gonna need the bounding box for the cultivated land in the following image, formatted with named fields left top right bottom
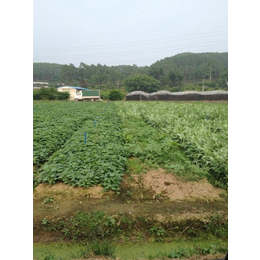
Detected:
left=33, top=101, right=228, bottom=260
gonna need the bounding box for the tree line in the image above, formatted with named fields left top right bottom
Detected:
left=33, top=52, right=228, bottom=93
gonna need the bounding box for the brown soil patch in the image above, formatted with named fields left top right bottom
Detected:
left=33, top=170, right=227, bottom=243
left=141, top=169, right=223, bottom=202
left=34, top=183, right=114, bottom=201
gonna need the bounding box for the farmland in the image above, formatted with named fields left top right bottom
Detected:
left=33, top=101, right=228, bottom=260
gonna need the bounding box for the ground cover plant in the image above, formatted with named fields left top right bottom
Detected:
left=36, top=103, right=127, bottom=191
left=33, top=100, right=228, bottom=259
left=39, top=211, right=227, bottom=242
left=33, top=101, right=104, bottom=165
left=116, top=104, right=208, bottom=181
left=116, top=102, right=228, bottom=188
left=34, top=101, right=228, bottom=190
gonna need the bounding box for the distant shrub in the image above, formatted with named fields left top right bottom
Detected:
left=108, top=90, right=125, bottom=100
left=33, top=87, right=69, bottom=100
left=100, top=90, right=110, bottom=100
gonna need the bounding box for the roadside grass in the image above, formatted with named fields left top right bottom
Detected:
left=34, top=240, right=227, bottom=260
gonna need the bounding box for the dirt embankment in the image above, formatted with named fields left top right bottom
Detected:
left=34, top=169, right=227, bottom=223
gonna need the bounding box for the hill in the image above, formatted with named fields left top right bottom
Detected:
left=150, top=52, right=228, bottom=84
left=33, top=52, right=228, bottom=91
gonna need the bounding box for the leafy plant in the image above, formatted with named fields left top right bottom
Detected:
left=41, top=218, right=50, bottom=226
left=116, top=102, right=228, bottom=188
left=149, top=226, right=166, bottom=237
left=37, top=103, right=127, bottom=191
left=42, top=197, right=54, bottom=205
left=87, top=241, right=116, bottom=257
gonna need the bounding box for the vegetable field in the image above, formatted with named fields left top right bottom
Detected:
left=33, top=101, right=228, bottom=190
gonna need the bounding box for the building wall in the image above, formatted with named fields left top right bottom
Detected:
left=58, top=88, right=77, bottom=100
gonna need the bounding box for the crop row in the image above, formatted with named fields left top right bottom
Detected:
left=33, top=102, right=104, bottom=164
left=116, top=102, right=228, bottom=188
left=116, top=104, right=206, bottom=180
left=37, top=103, right=127, bottom=191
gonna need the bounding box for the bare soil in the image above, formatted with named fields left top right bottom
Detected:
left=33, top=169, right=227, bottom=244
left=33, top=169, right=225, bottom=218
left=141, top=169, right=223, bottom=202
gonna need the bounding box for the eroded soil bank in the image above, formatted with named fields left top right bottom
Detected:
left=34, top=169, right=228, bottom=259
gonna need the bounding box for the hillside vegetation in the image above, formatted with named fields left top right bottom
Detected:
left=33, top=52, right=228, bottom=92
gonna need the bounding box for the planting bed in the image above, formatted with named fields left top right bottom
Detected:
left=33, top=101, right=228, bottom=260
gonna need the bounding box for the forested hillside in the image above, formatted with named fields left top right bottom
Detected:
left=33, top=63, right=63, bottom=82
left=149, top=52, right=228, bottom=84
left=33, top=52, right=228, bottom=91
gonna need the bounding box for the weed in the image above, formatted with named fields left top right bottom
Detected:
left=149, top=226, right=166, bottom=237
left=87, top=240, right=116, bottom=258
left=126, top=157, right=146, bottom=175
left=41, top=218, right=50, bottom=226
left=147, top=243, right=227, bottom=259
left=204, top=214, right=228, bottom=239
left=39, top=250, right=64, bottom=260
left=60, top=211, right=121, bottom=242
left=42, top=197, right=54, bottom=205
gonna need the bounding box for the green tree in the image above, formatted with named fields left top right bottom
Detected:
left=218, top=69, right=228, bottom=89
left=108, top=90, right=125, bottom=100
left=168, top=70, right=183, bottom=87
left=60, top=64, right=78, bottom=85
left=124, top=74, right=160, bottom=93
left=33, top=87, right=69, bottom=100
left=148, top=66, right=164, bottom=80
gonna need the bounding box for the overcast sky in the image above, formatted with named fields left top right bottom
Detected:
left=33, top=0, right=228, bottom=67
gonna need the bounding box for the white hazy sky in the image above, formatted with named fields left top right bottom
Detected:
left=33, top=0, right=228, bottom=66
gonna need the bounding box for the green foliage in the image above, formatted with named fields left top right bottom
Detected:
left=33, top=88, right=69, bottom=100
left=126, top=157, right=147, bottom=175
left=33, top=102, right=97, bottom=164
left=124, top=74, right=160, bottom=92
left=182, top=84, right=203, bottom=92
left=168, top=70, right=184, bottom=87
left=36, top=103, right=127, bottom=191
left=39, top=250, right=64, bottom=260
left=39, top=210, right=227, bottom=244
left=42, top=197, right=54, bottom=205
left=148, top=243, right=227, bottom=259
left=59, top=211, right=121, bottom=242
left=117, top=105, right=207, bottom=180
left=41, top=218, right=50, bottom=226
left=67, top=241, right=116, bottom=258
left=34, top=101, right=227, bottom=191
left=60, top=63, right=78, bottom=85
left=100, top=89, right=110, bottom=100
left=33, top=63, right=62, bottom=82
left=101, top=89, right=126, bottom=100
left=149, top=226, right=166, bottom=238
left=151, top=52, right=228, bottom=87
left=204, top=215, right=228, bottom=239
left=108, top=89, right=125, bottom=100
left=33, top=53, right=228, bottom=91
left=116, top=102, right=228, bottom=188
left=87, top=241, right=116, bottom=257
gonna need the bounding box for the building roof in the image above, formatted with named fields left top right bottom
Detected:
left=57, top=86, right=89, bottom=90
